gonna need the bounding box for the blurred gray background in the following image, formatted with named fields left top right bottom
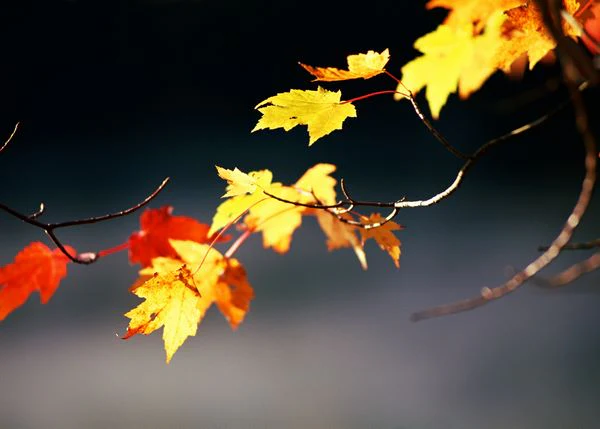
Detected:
left=0, top=1, right=599, bottom=428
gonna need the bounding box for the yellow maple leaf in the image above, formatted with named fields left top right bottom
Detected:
left=209, top=168, right=275, bottom=235
left=244, top=186, right=304, bottom=253
left=124, top=240, right=253, bottom=363
left=427, top=0, right=524, bottom=30
left=299, top=49, right=390, bottom=81
left=252, top=87, right=357, bottom=145
left=244, top=163, right=339, bottom=252
left=211, top=164, right=403, bottom=269
left=398, top=0, right=581, bottom=118
left=294, top=163, right=338, bottom=205
left=359, top=213, right=403, bottom=268
left=398, top=22, right=476, bottom=119
left=211, top=164, right=340, bottom=253
left=458, top=11, right=508, bottom=98
left=216, top=166, right=271, bottom=198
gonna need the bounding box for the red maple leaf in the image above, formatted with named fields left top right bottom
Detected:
left=582, top=2, right=600, bottom=55
left=128, top=206, right=228, bottom=267
left=0, top=242, right=75, bottom=321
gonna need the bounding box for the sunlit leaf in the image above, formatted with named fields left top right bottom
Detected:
left=124, top=240, right=253, bottom=363
left=299, top=49, right=390, bottom=81
left=252, top=87, right=357, bottom=145
left=129, top=206, right=226, bottom=267
left=0, top=242, right=75, bottom=320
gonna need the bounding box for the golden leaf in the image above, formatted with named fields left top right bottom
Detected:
left=398, top=23, right=476, bottom=118
left=124, top=240, right=253, bottom=363
left=397, top=0, right=581, bottom=117
left=497, top=0, right=580, bottom=71
left=216, top=166, right=272, bottom=198
left=427, top=0, right=524, bottom=30
left=211, top=164, right=339, bottom=253
left=252, top=87, right=357, bottom=145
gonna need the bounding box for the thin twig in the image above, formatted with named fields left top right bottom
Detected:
left=542, top=252, right=600, bottom=287
left=0, top=123, right=19, bottom=154
left=0, top=177, right=170, bottom=264
left=538, top=238, right=600, bottom=251
left=28, top=203, right=45, bottom=220
left=386, top=71, right=470, bottom=160
left=263, top=89, right=575, bottom=231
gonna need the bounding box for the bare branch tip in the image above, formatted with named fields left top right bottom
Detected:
left=0, top=122, right=20, bottom=154
left=29, top=202, right=45, bottom=220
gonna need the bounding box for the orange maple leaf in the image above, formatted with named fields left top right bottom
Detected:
left=299, top=49, right=390, bottom=81
left=498, top=0, right=581, bottom=71
left=581, top=1, right=600, bottom=54
left=129, top=206, right=227, bottom=267
left=124, top=240, right=253, bottom=363
left=0, top=242, right=75, bottom=320
left=359, top=214, right=403, bottom=268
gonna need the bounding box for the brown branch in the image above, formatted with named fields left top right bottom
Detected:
left=0, top=177, right=170, bottom=264
left=541, top=252, right=600, bottom=287
left=0, top=122, right=19, bottom=154
left=386, top=71, right=471, bottom=160
left=411, top=2, right=598, bottom=321
left=538, top=238, right=600, bottom=251
left=263, top=89, right=576, bottom=231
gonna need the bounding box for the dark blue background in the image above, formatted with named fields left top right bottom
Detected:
left=0, top=1, right=599, bottom=428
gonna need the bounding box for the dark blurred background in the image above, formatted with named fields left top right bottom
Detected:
left=0, top=1, right=599, bottom=428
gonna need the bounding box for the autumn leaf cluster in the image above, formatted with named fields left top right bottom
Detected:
left=253, top=0, right=598, bottom=142
left=1, top=0, right=598, bottom=363
left=0, top=165, right=402, bottom=363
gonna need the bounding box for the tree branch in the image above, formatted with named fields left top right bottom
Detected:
left=0, top=177, right=170, bottom=264
left=410, top=1, right=598, bottom=321
left=539, top=252, right=600, bottom=288
left=538, top=238, right=600, bottom=251
left=387, top=72, right=471, bottom=160
left=263, top=88, right=579, bottom=229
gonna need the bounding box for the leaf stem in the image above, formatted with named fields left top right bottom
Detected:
left=342, top=90, right=402, bottom=104
left=97, top=241, right=130, bottom=258
left=224, top=229, right=252, bottom=258
left=192, top=197, right=269, bottom=275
